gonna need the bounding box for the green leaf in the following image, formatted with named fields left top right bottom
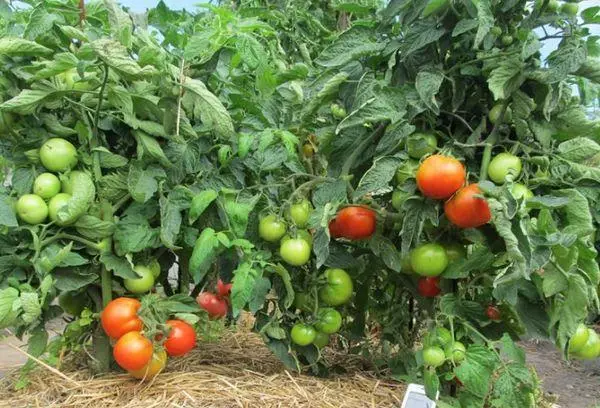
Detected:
left=442, top=245, right=495, bottom=279
left=487, top=57, right=525, bottom=100
left=0, top=90, right=60, bottom=115
left=24, top=6, right=63, bottom=41
left=0, top=287, right=20, bottom=329
left=401, top=21, right=446, bottom=59
left=545, top=38, right=587, bottom=83
left=415, top=68, right=444, bottom=114
left=490, top=363, right=535, bottom=408
left=184, top=78, right=235, bottom=140
left=20, top=292, right=41, bottom=324
left=134, top=130, right=171, bottom=167
left=472, top=0, right=494, bottom=49
left=555, top=274, right=589, bottom=350
left=160, top=186, right=193, bottom=249
left=399, top=198, right=439, bottom=256
left=424, top=367, right=441, bottom=401
left=189, top=228, right=222, bottom=284
left=0, top=37, right=52, bottom=56
left=74, top=215, right=115, bottom=240
left=230, top=262, right=260, bottom=317
left=301, top=72, right=349, bottom=122
left=91, top=39, right=157, bottom=77
left=103, top=0, right=133, bottom=48
left=100, top=252, right=137, bottom=279
left=353, top=156, right=402, bottom=200
left=52, top=268, right=99, bottom=292
left=113, top=214, right=160, bottom=255
left=0, top=193, right=17, bottom=227
left=369, top=235, right=402, bottom=272
left=455, top=345, right=497, bottom=398
left=331, top=0, right=379, bottom=13
left=58, top=25, right=88, bottom=42
left=315, top=27, right=386, bottom=68
left=189, top=190, right=218, bottom=224
left=249, top=277, right=271, bottom=313
left=270, top=263, right=295, bottom=309
left=452, top=19, right=479, bottom=37
left=128, top=163, right=166, bottom=203
left=222, top=195, right=258, bottom=238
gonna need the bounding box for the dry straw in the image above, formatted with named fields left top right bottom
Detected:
left=0, top=329, right=405, bottom=408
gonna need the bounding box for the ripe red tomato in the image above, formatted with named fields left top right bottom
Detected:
left=416, top=155, right=466, bottom=200
left=101, top=297, right=143, bottom=339
left=217, top=279, right=233, bottom=297
left=163, top=320, right=196, bottom=357
left=418, top=277, right=441, bottom=297
left=113, top=331, right=153, bottom=371
left=329, top=206, right=376, bottom=240
left=486, top=305, right=501, bottom=321
left=196, top=292, right=228, bottom=318
left=444, top=184, right=491, bottom=229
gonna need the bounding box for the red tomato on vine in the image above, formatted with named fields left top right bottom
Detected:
left=197, top=292, right=228, bottom=318
left=101, top=297, right=143, bottom=339
left=217, top=279, right=233, bottom=297
left=113, top=331, right=153, bottom=371
left=417, top=277, right=441, bottom=297
left=444, top=184, right=491, bottom=228
left=416, top=155, right=466, bottom=200
left=164, top=320, right=196, bottom=356
left=486, top=305, right=502, bottom=321
left=329, top=206, right=376, bottom=240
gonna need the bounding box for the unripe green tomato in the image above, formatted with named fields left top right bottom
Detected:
left=392, top=190, right=410, bottom=211
left=561, top=3, right=578, bottom=17
left=410, top=243, right=449, bottom=277
left=407, top=133, right=437, bottom=159
left=258, top=214, right=287, bottom=242
left=330, top=103, right=347, bottom=119
left=501, top=35, right=514, bottom=46
left=490, top=26, right=503, bottom=36
left=511, top=183, right=533, bottom=200
left=395, top=160, right=419, bottom=184
left=489, top=104, right=513, bottom=125
left=319, top=268, right=353, bottom=306
left=488, top=152, right=523, bottom=184
left=124, top=265, right=155, bottom=294
left=16, top=194, right=48, bottom=225
left=290, top=323, right=316, bottom=346
left=315, top=308, right=343, bottom=334
left=312, top=331, right=330, bottom=348
left=96, top=238, right=111, bottom=254
left=423, top=346, right=446, bottom=368
left=33, top=173, right=61, bottom=200
left=39, top=138, right=78, bottom=172
left=445, top=341, right=467, bottom=363
left=48, top=193, right=72, bottom=226
left=281, top=230, right=313, bottom=248
left=568, top=323, right=590, bottom=353
left=572, top=329, right=600, bottom=360
left=546, top=0, right=559, bottom=13
left=288, top=199, right=312, bottom=228
left=433, top=327, right=453, bottom=347
left=279, top=238, right=311, bottom=266
left=148, top=258, right=161, bottom=278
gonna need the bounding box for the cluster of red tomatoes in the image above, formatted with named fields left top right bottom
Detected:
left=291, top=268, right=353, bottom=348
left=101, top=298, right=196, bottom=379
left=196, top=279, right=232, bottom=319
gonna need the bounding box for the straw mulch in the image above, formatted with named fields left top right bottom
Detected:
left=0, top=330, right=405, bottom=408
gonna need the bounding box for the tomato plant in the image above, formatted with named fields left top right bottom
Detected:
left=416, top=155, right=465, bottom=200
left=0, top=0, right=598, bottom=403
left=163, top=320, right=196, bottom=357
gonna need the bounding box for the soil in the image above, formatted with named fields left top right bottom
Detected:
left=0, top=329, right=598, bottom=407
left=521, top=339, right=600, bottom=408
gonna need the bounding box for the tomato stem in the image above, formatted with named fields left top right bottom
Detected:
left=41, top=233, right=102, bottom=251
left=479, top=102, right=510, bottom=181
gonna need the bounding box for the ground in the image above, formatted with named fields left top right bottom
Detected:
left=0, top=327, right=598, bottom=407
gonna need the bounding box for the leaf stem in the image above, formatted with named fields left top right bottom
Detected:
left=40, top=233, right=101, bottom=251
